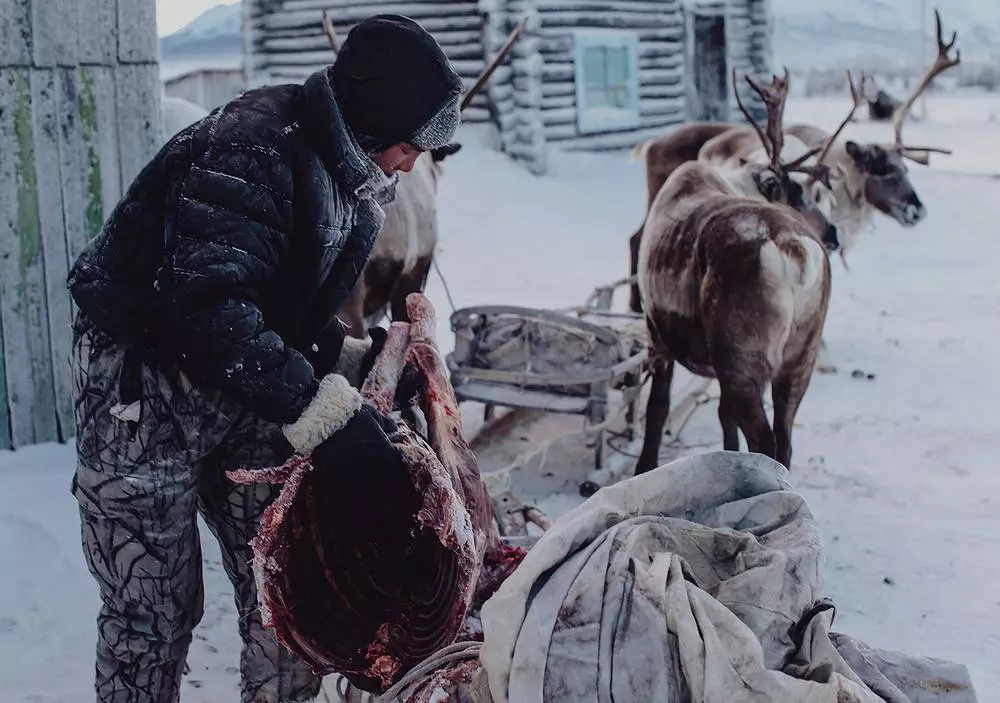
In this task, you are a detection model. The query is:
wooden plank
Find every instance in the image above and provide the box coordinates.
[77,0,118,65]
[80,66,121,227]
[0,68,20,448]
[30,0,78,67]
[116,0,158,63]
[0,0,32,67]
[31,68,74,441]
[0,68,56,447]
[115,63,162,193]
[452,381,590,414]
[57,69,88,275]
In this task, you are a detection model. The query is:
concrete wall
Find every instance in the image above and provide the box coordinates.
[0,0,162,448]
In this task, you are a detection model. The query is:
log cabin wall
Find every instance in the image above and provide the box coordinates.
[243,0,494,124]
[684,0,771,123]
[243,0,773,173]
[523,0,689,153]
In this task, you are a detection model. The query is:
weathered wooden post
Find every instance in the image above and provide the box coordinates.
[0,0,162,449]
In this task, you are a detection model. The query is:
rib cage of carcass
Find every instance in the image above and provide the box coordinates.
[228,293,525,694]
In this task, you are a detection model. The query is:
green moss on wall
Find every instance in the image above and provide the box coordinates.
[13,71,40,277]
[78,68,103,239]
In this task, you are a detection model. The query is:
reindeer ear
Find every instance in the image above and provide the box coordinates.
[431,143,463,162]
[845,141,865,163]
[755,168,783,201]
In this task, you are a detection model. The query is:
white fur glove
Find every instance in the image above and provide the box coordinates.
[333,335,372,388]
[282,373,363,455]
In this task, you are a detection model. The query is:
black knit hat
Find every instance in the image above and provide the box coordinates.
[330,15,464,154]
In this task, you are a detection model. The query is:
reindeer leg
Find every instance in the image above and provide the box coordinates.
[717,393,740,451]
[773,351,819,469]
[635,356,673,475]
[628,227,644,314]
[718,376,776,461]
[390,254,434,323]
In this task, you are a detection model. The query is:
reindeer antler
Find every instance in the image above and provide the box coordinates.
[461,17,527,110]
[818,70,866,165]
[322,10,339,54]
[733,67,791,171]
[743,69,791,174]
[890,8,960,165]
[787,70,867,188]
[733,68,833,189]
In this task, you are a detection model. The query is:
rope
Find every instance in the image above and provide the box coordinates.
[375,641,484,702]
[432,257,458,313]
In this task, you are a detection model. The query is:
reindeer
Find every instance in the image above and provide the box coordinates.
[324,12,526,337]
[627,98,835,313]
[634,70,840,474]
[628,9,959,306]
[785,9,960,259]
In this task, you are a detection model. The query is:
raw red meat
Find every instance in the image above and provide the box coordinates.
[228,293,525,694]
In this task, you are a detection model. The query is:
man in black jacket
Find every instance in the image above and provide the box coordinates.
[67,15,463,703]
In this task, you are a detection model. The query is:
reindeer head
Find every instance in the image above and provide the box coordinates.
[842,10,960,228]
[734,69,841,253]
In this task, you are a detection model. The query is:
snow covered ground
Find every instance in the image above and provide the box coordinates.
[3,94,999,701]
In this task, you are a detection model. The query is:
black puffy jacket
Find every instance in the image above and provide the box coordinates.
[67,69,397,424]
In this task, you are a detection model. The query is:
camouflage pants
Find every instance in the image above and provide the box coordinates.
[71,315,323,703]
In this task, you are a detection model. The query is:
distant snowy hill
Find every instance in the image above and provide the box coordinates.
[159,2,242,63]
[771,0,999,69]
[157,1,999,75]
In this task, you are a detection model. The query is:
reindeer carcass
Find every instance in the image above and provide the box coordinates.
[228,293,525,694]
[635,71,838,473]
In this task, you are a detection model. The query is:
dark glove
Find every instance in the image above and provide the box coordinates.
[358,326,388,387]
[310,403,400,473]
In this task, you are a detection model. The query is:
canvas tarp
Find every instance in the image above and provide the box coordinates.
[478,451,977,703]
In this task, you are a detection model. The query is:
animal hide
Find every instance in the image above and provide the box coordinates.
[228,293,525,694]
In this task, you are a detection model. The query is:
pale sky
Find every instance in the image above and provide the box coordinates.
[156,0,236,36]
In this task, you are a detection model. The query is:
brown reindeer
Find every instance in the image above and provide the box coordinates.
[327,13,527,337]
[786,10,960,257]
[626,105,835,314]
[635,70,840,474]
[629,8,959,297]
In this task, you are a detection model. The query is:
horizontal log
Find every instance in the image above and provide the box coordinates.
[263,4,479,31]
[536,25,683,42]
[541,97,683,127]
[261,28,483,53]
[542,82,575,98]
[262,58,491,82]
[534,12,683,31]
[641,67,684,85]
[262,15,481,36]
[278,0,475,11]
[543,94,575,109]
[545,118,683,147]
[640,83,684,99]
[260,46,483,65]
[507,0,681,12]
[537,35,683,58]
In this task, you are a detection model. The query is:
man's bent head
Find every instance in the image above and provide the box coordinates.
[331,15,464,174]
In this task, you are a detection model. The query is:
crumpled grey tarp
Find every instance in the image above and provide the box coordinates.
[478,451,977,703]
